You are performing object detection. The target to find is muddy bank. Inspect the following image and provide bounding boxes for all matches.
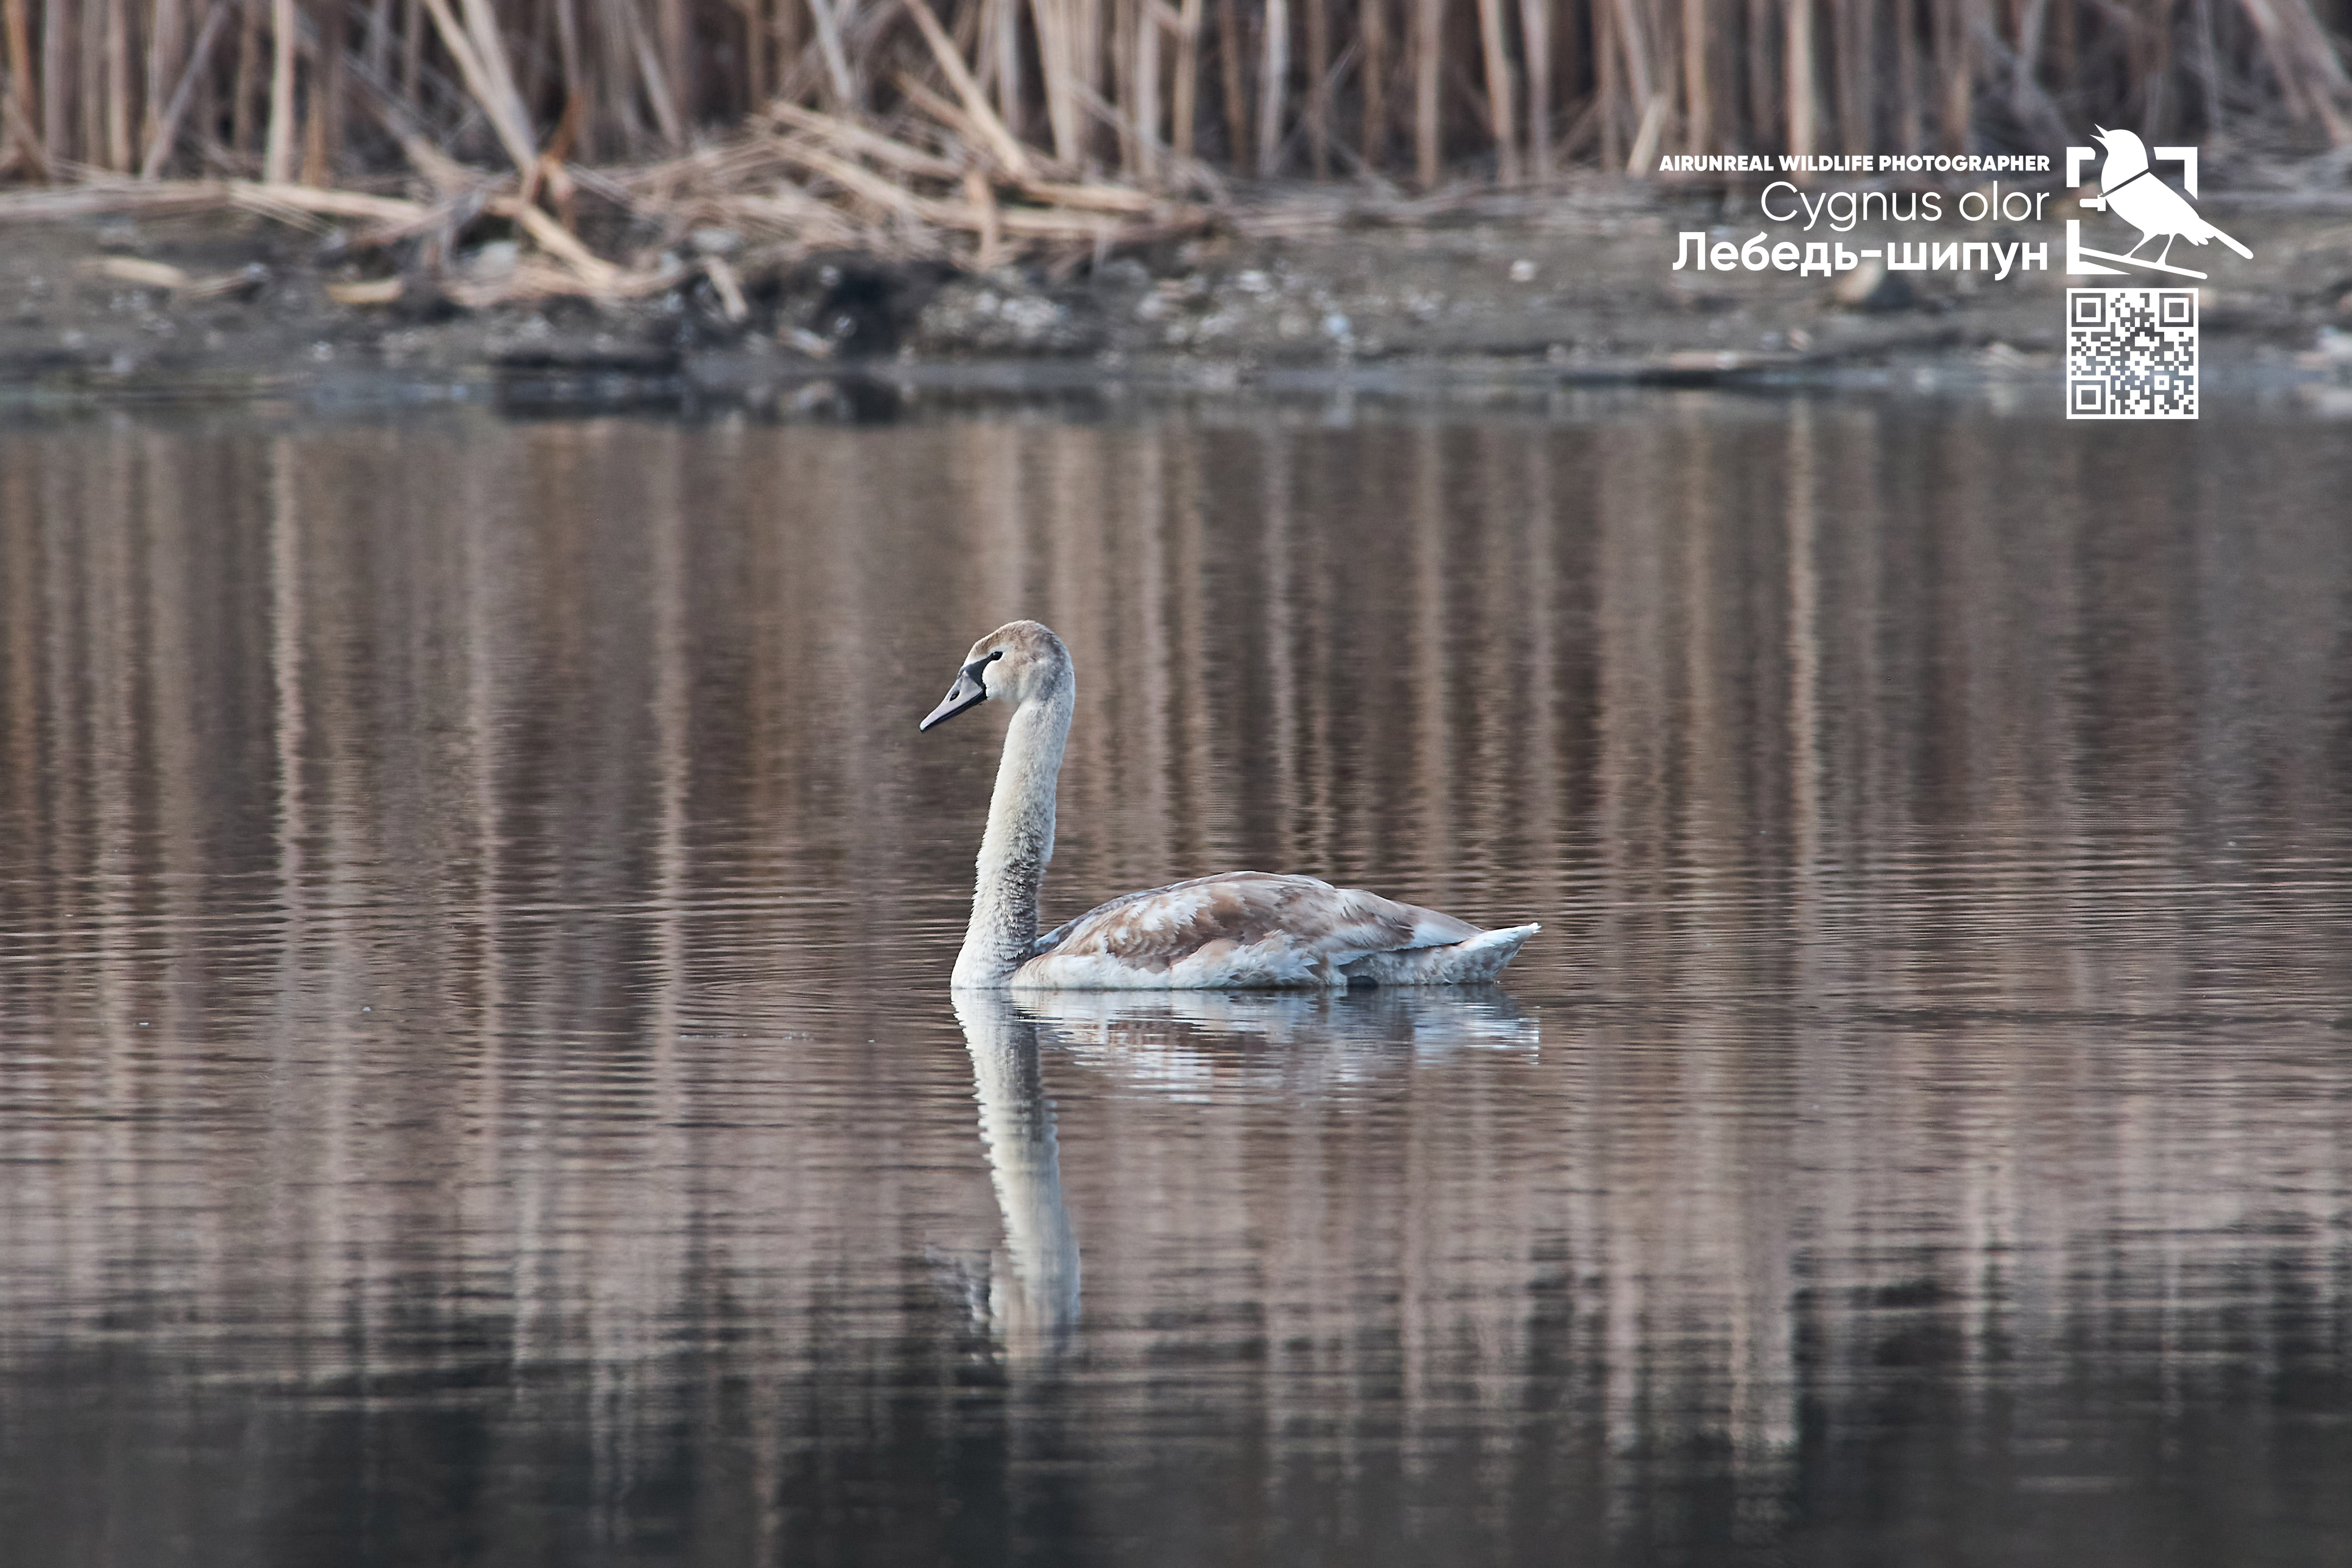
[5,181,2350,407]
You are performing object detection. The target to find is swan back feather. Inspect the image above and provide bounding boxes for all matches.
[1014,872,1503,990]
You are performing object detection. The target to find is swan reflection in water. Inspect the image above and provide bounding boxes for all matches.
[952,987,1539,1353]
[956,993,1083,1359]
[1024,984,1539,1104]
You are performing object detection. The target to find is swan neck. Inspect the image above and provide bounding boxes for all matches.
[955,680,1072,987]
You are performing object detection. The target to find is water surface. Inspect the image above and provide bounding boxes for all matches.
[2,392,2349,1565]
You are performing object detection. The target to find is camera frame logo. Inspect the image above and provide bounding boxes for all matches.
[2062,133,2249,420]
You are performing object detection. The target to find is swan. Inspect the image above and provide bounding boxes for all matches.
[920,620,1541,989]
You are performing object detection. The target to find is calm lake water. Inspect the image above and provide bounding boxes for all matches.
[2,386,2349,1566]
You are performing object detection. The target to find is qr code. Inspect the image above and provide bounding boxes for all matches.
[2067,288,2197,419]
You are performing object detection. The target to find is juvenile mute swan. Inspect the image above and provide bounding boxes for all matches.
[920,620,1540,990]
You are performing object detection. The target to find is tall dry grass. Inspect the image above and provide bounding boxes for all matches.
[0,0,2347,192]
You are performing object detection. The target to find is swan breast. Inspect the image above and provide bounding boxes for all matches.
[1014,872,1485,990]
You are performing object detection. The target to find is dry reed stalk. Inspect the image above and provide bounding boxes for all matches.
[1612,0,1655,169]
[103,0,129,171]
[2145,0,2179,136]
[2009,0,2043,118]
[1894,0,1919,148]
[1626,86,1663,167]
[4,0,34,149]
[769,101,964,175]
[1596,0,1619,165]
[230,0,257,154]
[963,164,1003,261]
[300,1,340,183]
[2240,0,2352,141]
[324,275,404,302]
[658,0,690,130]
[1617,0,1656,107]
[1678,0,1706,152]
[78,0,101,166]
[590,0,643,146]
[400,0,422,103]
[419,0,538,175]
[100,2,120,169]
[484,190,624,284]
[989,0,1021,126]
[1842,0,1872,153]
[325,1,351,171]
[704,252,748,317]
[1255,0,1285,173]
[1785,0,1816,160]
[1134,0,1163,181]
[553,0,588,146]
[1303,0,1328,174]
[1476,0,1516,178]
[1,81,41,176]
[143,0,181,162]
[1033,0,1082,161]
[462,0,536,158]
[1080,0,1108,162]
[1172,0,1201,156]
[1361,0,1387,163]
[1216,0,1246,161]
[1414,0,1439,184]
[904,0,1036,173]
[1019,174,1167,207]
[1111,0,1136,170]
[38,0,61,164]
[779,0,808,105]
[1935,0,1968,150]
[1742,0,1772,147]
[1519,0,1549,169]
[804,0,856,111]
[263,0,294,181]
[894,70,994,147]
[0,177,219,215]
[79,251,261,293]
[142,0,232,176]
[2194,0,2219,131]
[780,133,1160,239]
[362,0,390,80]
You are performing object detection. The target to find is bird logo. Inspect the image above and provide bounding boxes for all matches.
[2080,127,2251,276]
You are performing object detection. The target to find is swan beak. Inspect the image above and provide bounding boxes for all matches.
[920,670,988,731]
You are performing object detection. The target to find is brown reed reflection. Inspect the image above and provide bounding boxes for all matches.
[0,399,2349,1562]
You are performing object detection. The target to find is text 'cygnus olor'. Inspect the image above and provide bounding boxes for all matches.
[920,620,1540,990]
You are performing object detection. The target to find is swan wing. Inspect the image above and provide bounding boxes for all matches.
[1030,872,1482,975]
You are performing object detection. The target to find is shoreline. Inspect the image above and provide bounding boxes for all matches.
[5,180,2348,412]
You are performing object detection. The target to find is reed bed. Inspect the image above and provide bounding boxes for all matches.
[1,0,2347,296]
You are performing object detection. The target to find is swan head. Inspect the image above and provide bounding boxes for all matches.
[919,620,1071,730]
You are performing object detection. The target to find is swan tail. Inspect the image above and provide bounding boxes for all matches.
[1341,923,1540,986]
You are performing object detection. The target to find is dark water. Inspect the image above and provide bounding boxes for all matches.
[2,391,2349,1567]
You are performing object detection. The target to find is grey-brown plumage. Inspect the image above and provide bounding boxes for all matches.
[1033,872,1478,969]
